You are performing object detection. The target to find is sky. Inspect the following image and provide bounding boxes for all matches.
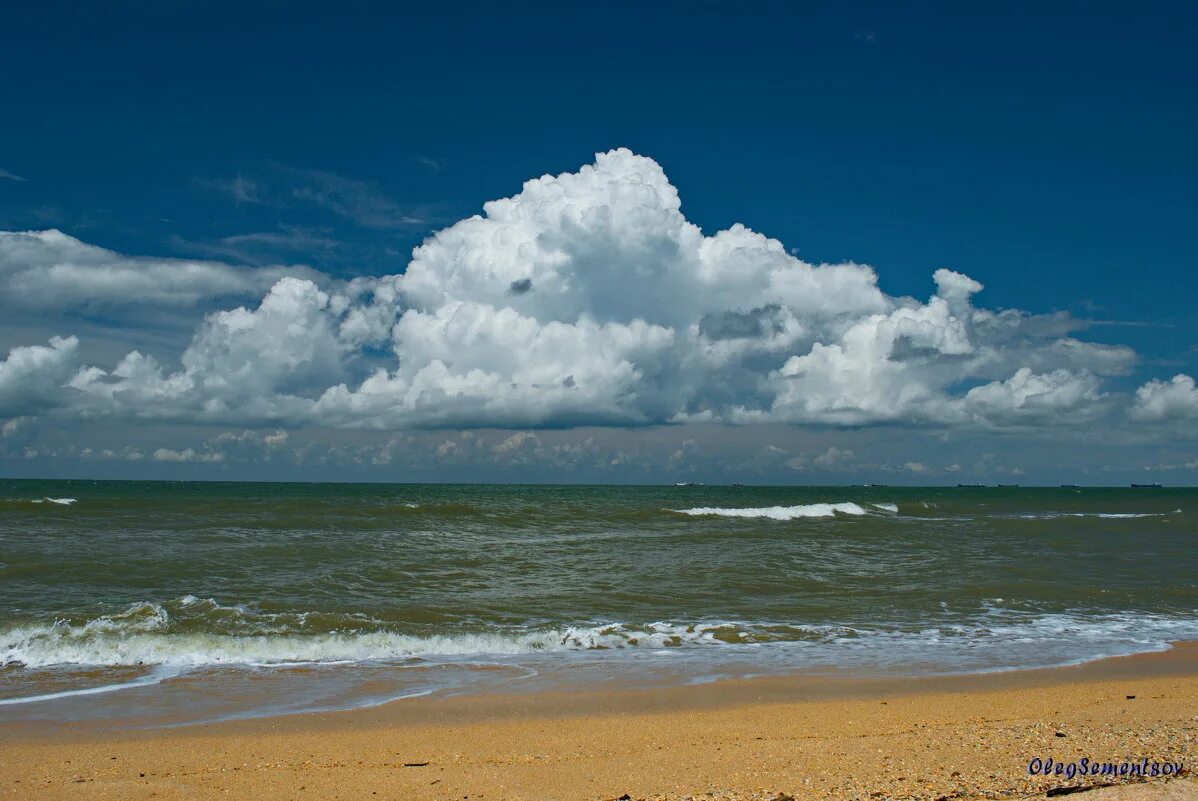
[1,1,1196,484]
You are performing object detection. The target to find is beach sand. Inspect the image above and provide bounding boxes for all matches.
[2,644,1197,801]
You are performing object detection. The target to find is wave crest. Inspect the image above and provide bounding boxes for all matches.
[670,502,875,520]
[0,603,762,668]
[0,497,78,507]
[3,600,1198,681]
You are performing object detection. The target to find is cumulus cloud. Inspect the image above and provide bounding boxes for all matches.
[0,229,324,309]
[814,447,854,466]
[1130,374,1198,421]
[0,336,81,415]
[955,368,1105,426]
[0,149,1176,434]
[65,277,357,423]
[152,447,224,463]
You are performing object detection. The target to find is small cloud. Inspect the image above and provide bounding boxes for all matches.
[153,447,224,463]
[1,416,31,438]
[854,29,877,43]
[416,156,445,172]
[197,174,263,205]
[286,166,425,229]
[814,446,854,466]
[1087,319,1175,329]
[221,227,338,251]
[903,461,928,473]
[494,431,541,456]
[175,225,341,265]
[263,430,289,447]
[199,166,428,230]
[0,168,27,182]
[508,278,533,295]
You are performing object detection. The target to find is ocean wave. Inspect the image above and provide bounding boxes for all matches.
[0,497,78,506]
[7,599,1196,672]
[1013,509,1182,520]
[0,606,758,668]
[669,502,875,520]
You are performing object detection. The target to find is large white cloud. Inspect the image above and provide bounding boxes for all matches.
[0,148,1175,432]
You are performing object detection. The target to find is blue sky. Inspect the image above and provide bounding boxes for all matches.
[1,2,1196,483]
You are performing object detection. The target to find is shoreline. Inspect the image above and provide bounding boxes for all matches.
[2,643,1196,800]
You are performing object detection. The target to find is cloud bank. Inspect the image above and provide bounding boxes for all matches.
[0,149,1190,435]
[0,229,323,309]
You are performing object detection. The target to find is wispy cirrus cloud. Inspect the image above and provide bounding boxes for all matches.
[415,156,445,172]
[0,168,28,183]
[171,224,342,266]
[199,164,429,229]
[283,165,427,229]
[196,174,263,205]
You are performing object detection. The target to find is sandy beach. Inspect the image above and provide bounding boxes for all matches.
[3,643,1196,801]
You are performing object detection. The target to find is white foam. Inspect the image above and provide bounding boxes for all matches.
[1014,509,1181,520]
[5,600,1198,683]
[0,607,748,669]
[871,502,899,513]
[670,502,873,520]
[28,497,77,506]
[0,667,179,706]
[1092,512,1167,519]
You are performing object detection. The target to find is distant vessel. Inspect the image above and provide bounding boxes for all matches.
[674,482,704,487]
[1130,483,1163,488]
[867,483,889,488]
[1061,484,1081,488]
[997,484,1019,488]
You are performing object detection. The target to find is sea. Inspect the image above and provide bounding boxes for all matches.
[1,480,1195,727]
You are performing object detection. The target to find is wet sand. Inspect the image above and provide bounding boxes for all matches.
[2,643,1197,800]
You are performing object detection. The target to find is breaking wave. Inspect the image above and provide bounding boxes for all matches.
[0,601,764,669]
[1,497,78,507]
[6,598,1197,674]
[669,501,879,519]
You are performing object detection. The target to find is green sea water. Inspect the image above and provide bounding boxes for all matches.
[1,480,1195,725]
